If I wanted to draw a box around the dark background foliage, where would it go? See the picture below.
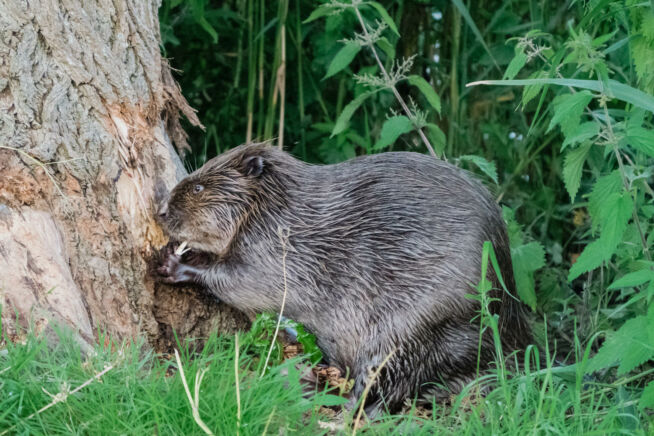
[160,0,654,371]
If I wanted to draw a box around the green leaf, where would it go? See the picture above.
[190,0,218,43]
[368,2,400,36]
[324,43,361,79]
[522,71,546,106]
[548,91,593,136]
[587,315,654,375]
[562,142,591,202]
[502,206,524,247]
[604,36,631,55]
[331,91,376,137]
[459,155,498,184]
[407,75,441,114]
[511,242,546,310]
[568,239,607,281]
[303,4,332,23]
[376,37,395,60]
[592,30,618,48]
[317,394,349,407]
[503,47,527,80]
[290,320,322,363]
[588,171,622,223]
[568,192,633,281]
[598,192,633,252]
[467,78,654,114]
[373,116,413,150]
[561,122,599,150]
[426,123,446,157]
[632,32,654,95]
[608,269,654,290]
[639,381,654,410]
[626,126,654,158]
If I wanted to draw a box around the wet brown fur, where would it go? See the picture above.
[157,142,532,416]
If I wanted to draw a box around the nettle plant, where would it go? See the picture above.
[471,2,654,405]
[307,1,503,197]
[305,0,446,158]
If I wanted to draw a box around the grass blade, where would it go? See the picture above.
[467,78,654,113]
[451,0,500,72]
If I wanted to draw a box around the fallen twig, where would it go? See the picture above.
[174,349,214,436]
[0,363,114,436]
[261,227,291,377]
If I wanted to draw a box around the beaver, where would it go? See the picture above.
[156,142,531,416]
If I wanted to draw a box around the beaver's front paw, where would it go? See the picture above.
[157,244,202,284]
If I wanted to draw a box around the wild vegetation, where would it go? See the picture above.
[2,0,654,433]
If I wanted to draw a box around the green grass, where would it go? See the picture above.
[0,327,339,435]
[1,323,652,435]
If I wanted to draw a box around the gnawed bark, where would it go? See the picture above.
[0,0,249,348]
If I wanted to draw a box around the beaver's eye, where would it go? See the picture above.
[193,184,204,194]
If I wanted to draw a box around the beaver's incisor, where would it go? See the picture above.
[157,142,531,415]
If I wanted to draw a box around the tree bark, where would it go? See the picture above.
[0,0,249,349]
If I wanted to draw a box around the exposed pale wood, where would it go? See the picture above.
[0,0,249,347]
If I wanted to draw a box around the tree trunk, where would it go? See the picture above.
[0,0,249,349]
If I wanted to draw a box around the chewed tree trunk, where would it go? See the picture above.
[0,0,248,349]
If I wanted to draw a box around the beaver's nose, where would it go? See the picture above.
[158,203,169,219]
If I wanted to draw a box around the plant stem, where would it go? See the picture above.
[277,24,286,149]
[447,6,461,157]
[245,0,255,143]
[353,6,437,158]
[256,0,265,139]
[295,0,306,158]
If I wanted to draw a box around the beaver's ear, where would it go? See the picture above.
[241,155,264,177]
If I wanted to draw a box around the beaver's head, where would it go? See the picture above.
[158,143,268,257]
